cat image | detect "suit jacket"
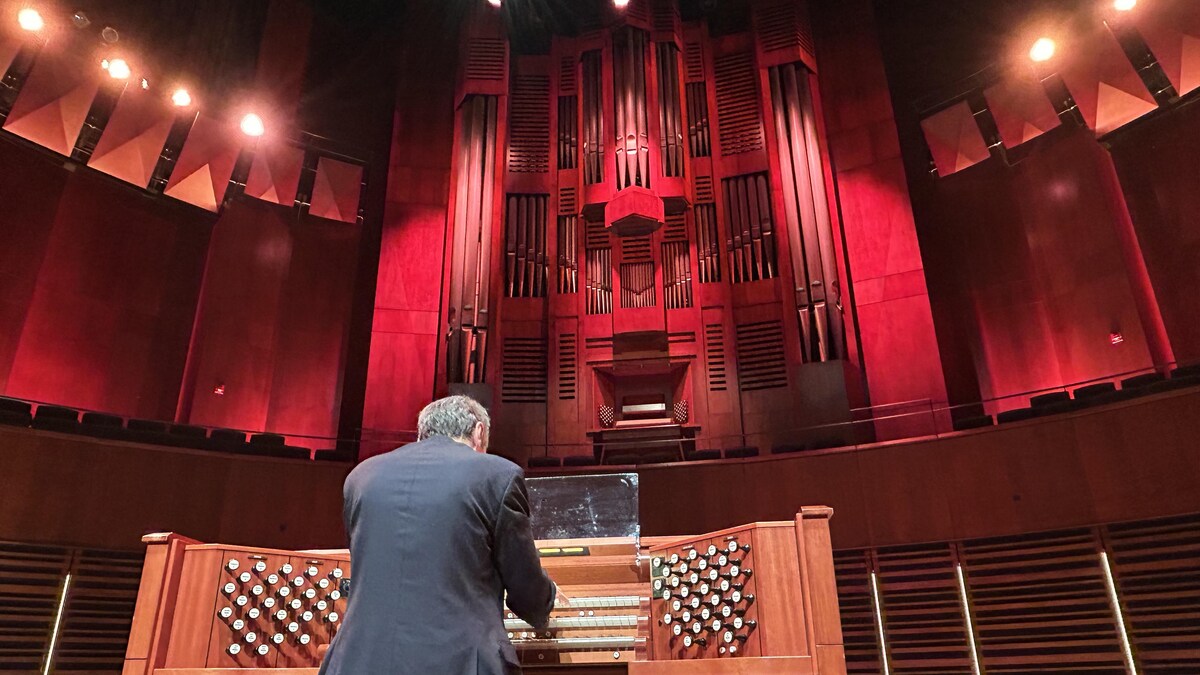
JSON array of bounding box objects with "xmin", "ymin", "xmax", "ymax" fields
[{"xmin": 318, "ymin": 436, "xmax": 556, "ymax": 675}]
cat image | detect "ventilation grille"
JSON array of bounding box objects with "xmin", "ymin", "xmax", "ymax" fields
[
  {"xmin": 585, "ymin": 217, "xmax": 609, "ymax": 249},
  {"xmin": 620, "ymin": 261, "xmax": 656, "ymax": 308},
  {"xmin": 559, "ymin": 55, "xmax": 577, "ymax": 94},
  {"xmin": 586, "ymin": 248, "xmax": 612, "ymax": 315},
  {"xmin": 695, "ymin": 203, "xmax": 721, "ymax": 283},
  {"xmin": 557, "ymin": 333, "xmax": 577, "ymax": 400},
  {"xmin": 657, "ymin": 42, "xmax": 685, "ymax": 178},
  {"xmin": 559, "ymin": 185, "xmax": 577, "ymax": 215},
  {"xmin": 724, "ymin": 173, "xmax": 778, "ymax": 283},
  {"xmin": 833, "ymin": 550, "xmax": 885, "ymax": 674},
  {"xmin": 0, "ymin": 542, "xmax": 71, "ymax": 671},
  {"xmin": 684, "ymin": 41, "xmax": 705, "ymax": 82},
  {"xmin": 557, "ymin": 96, "xmax": 578, "ymax": 170},
  {"xmin": 663, "ymin": 212, "xmax": 687, "ymax": 242},
  {"xmin": 669, "ymin": 331, "xmax": 696, "ymax": 344},
  {"xmin": 622, "ymin": 235, "xmax": 653, "ymax": 263},
  {"xmin": 585, "ymin": 335, "xmax": 614, "ymax": 350},
  {"xmin": 736, "ymin": 320, "xmax": 787, "ymax": 391},
  {"xmin": 874, "ymin": 544, "xmax": 975, "ymax": 674},
  {"xmin": 663, "ymin": 241, "xmax": 692, "ymax": 309},
  {"xmin": 704, "ymin": 323, "xmax": 727, "ymax": 392},
  {"xmin": 961, "ymin": 529, "xmax": 1127, "ymax": 672},
  {"xmin": 753, "ymin": 0, "xmax": 815, "ymax": 59},
  {"xmin": 501, "ymin": 338, "xmax": 548, "ymax": 403},
  {"xmin": 686, "ymin": 82, "xmax": 712, "ymax": 158},
  {"xmin": 55, "ymin": 549, "xmax": 144, "ymax": 671},
  {"xmin": 466, "ymin": 38, "xmax": 507, "ymax": 81},
  {"xmin": 557, "ymin": 215, "xmax": 578, "ymax": 294},
  {"xmin": 713, "ymin": 51, "xmax": 764, "ymax": 155},
  {"xmin": 504, "ymin": 194, "xmax": 549, "ymax": 298},
  {"xmin": 1103, "ymin": 513, "xmax": 1200, "ymax": 672},
  {"xmin": 582, "ymin": 50, "xmax": 605, "ymax": 185},
  {"xmin": 508, "ymin": 76, "xmax": 551, "ymax": 174},
  {"xmin": 652, "ymin": 0, "xmax": 680, "ymax": 33},
  {"xmin": 694, "ymin": 174, "xmax": 714, "ymax": 202}
]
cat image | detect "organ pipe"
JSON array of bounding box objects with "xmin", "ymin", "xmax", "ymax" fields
[{"xmin": 613, "ymin": 28, "xmax": 651, "ymax": 189}]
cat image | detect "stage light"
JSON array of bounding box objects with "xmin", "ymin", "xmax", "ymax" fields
[
  {"xmin": 614, "ymin": 0, "xmax": 630, "ymax": 7},
  {"xmin": 140, "ymin": 78, "xmax": 149, "ymax": 90},
  {"xmin": 1113, "ymin": 0, "xmax": 1136, "ymax": 10},
  {"xmin": 71, "ymin": 11, "xmax": 89, "ymax": 28},
  {"xmin": 487, "ymin": 0, "xmax": 501, "ymax": 6},
  {"xmin": 18, "ymin": 8, "xmax": 44, "ymax": 31},
  {"xmin": 107, "ymin": 58, "xmax": 130, "ymax": 79},
  {"xmin": 171, "ymin": 88, "xmax": 192, "ymax": 107},
  {"xmin": 240, "ymin": 113, "xmax": 265, "ymax": 137},
  {"xmin": 1029, "ymin": 37, "xmax": 1056, "ymax": 62}
]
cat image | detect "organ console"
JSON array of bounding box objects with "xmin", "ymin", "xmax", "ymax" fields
[{"xmin": 121, "ymin": 474, "xmax": 842, "ymax": 674}]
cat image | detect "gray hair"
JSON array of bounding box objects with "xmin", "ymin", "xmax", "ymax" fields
[{"xmin": 417, "ymin": 395, "xmax": 490, "ymax": 441}]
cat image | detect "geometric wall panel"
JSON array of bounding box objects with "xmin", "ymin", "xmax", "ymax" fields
[
  {"xmin": 244, "ymin": 141, "xmax": 303, "ymax": 206},
  {"xmin": 163, "ymin": 115, "xmax": 242, "ymax": 212},
  {"xmin": 920, "ymin": 100, "xmax": 989, "ymax": 176},
  {"xmin": 0, "ymin": 35, "xmax": 21, "ymax": 80},
  {"xmin": 1057, "ymin": 23, "xmax": 1158, "ymax": 136},
  {"xmin": 87, "ymin": 87, "xmax": 174, "ymax": 188},
  {"xmin": 3, "ymin": 51, "xmax": 101, "ymax": 156},
  {"xmin": 983, "ymin": 74, "xmax": 1061, "ymax": 149},
  {"xmin": 1131, "ymin": 0, "xmax": 1200, "ymax": 96},
  {"xmin": 309, "ymin": 156, "xmax": 362, "ymax": 223}
]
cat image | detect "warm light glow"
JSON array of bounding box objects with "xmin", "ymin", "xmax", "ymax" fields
[
  {"xmin": 172, "ymin": 88, "xmax": 192, "ymax": 107},
  {"xmin": 1113, "ymin": 0, "xmax": 1137, "ymax": 11},
  {"xmin": 1029, "ymin": 37, "xmax": 1056, "ymax": 62},
  {"xmin": 240, "ymin": 113, "xmax": 265, "ymax": 137},
  {"xmin": 107, "ymin": 58, "xmax": 131, "ymax": 79},
  {"xmin": 18, "ymin": 8, "xmax": 43, "ymax": 31},
  {"xmin": 487, "ymin": 0, "xmax": 501, "ymax": 6},
  {"xmin": 614, "ymin": 0, "xmax": 630, "ymax": 7}
]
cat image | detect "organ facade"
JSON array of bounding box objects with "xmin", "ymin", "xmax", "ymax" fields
[{"xmin": 439, "ymin": 0, "xmax": 858, "ymax": 462}]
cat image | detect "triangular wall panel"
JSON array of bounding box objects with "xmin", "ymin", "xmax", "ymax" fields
[
  {"xmin": 983, "ymin": 75, "xmax": 1061, "ymax": 149},
  {"xmin": 244, "ymin": 142, "xmax": 303, "ymax": 206},
  {"xmin": 1132, "ymin": 0, "xmax": 1200, "ymax": 96},
  {"xmin": 920, "ymin": 100, "xmax": 990, "ymax": 176},
  {"xmin": 309, "ymin": 156, "xmax": 362, "ymax": 222},
  {"xmin": 87, "ymin": 87, "xmax": 174, "ymax": 188},
  {"xmin": 163, "ymin": 115, "xmax": 241, "ymax": 212},
  {"xmin": 1057, "ymin": 23, "xmax": 1157, "ymax": 136},
  {"xmin": 2, "ymin": 51, "xmax": 102, "ymax": 156}
]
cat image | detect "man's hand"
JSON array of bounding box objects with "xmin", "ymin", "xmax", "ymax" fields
[{"xmin": 554, "ymin": 584, "xmax": 571, "ymax": 608}]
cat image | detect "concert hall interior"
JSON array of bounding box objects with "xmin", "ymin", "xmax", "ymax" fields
[{"xmin": 2, "ymin": 0, "xmax": 1200, "ymax": 672}]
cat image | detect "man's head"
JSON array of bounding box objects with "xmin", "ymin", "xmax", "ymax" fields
[{"xmin": 416, "ymin": 395, "xmax": 490, "ymax": 453}]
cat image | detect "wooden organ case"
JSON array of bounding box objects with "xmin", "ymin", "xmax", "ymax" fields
[{"xmin": 440, "ymin": 0, "xmax": 862, "ymax": 464}]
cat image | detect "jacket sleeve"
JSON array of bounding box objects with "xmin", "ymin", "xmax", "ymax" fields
[{"xmin": 492, "ymin": 470, "xmax": 557, "ymax": 629}]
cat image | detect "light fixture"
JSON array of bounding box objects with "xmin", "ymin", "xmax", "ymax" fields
[
  {"xmin": 101, "ymin": 26, "xmax": 119, "ymax": 43},
  {"xmin": 71, "ymin": 11, "xmax": 90, "ymax": 28},
  {"xmin": 614, "ymin": 0, "xmax": 630, "ymax": 7},
  {"xmin": 140, "ymin": 78, "xmax": 149, "ymax": 90},
  {"xmin": 487, "ymin": 0, "xmax": 501, "ymax": 6},
  {"xmin": 18, "ymin": 8, "xmax": 44, "ymax": 31},
  {"xmin": 1029, "ymin": 37, "xmax": 1056, "ymax": 63},
  {"xmin": 1113, "ymin": 0, "xmax": 1137, "ymax": 11},
  {"xmin": 171, "ymin": 88, "xmax": 192, "ymax": 107},
  {"xmin": 240, "ymin": 113, "xmax": 265, "ymax": 137},
  {"xmin": 107, "ymin": 58, "xmax": 131, "ymax": 79}
]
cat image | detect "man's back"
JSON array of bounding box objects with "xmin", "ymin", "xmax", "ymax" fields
[{"xmin": 318, "ymin": 436, "xmax": 555, "ymax": 675}]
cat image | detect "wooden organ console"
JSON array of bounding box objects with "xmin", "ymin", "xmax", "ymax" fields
[{"xmin": 121, "ymin": 508, "xmax": 844, "ymax": 674}]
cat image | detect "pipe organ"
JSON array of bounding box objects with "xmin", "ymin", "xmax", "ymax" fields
[{"xmin": 442, "ymin": 0, "xmax": 859, "ymax": 462}]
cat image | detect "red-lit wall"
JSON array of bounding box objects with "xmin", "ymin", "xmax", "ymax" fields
[
  {"xmin": 1111, "ymin": 101, "xmax": 1200, "ymax": 364},
  {"xmin": 179, "ymin": 199, "xmax": 361, "ymax": 443},
  {"xmin": 0, "ymin": 138, "xmax": 210, "ymax": 420},
  {"xmin": 359, "ymin": 20, "xmax": 462, "ymax": 455},
  {"xmin": 920, "ymin": 129, "xmax": 1158, "ymax": 410},
  {"xmin": 810, "ymin": 0, "xmax": 949, "ymax": 433}
]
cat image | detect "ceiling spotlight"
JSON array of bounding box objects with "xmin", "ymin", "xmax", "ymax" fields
[
  {"xmin": 101, "ymin": 26, "xmax": 119, "ymax": 43},
  {"xmin": 1113, "ymin": 0, "xmax": 1136, "ymax": 10},
  {"xmin": 71, "ymin": 11, "xmax": 90, "ymax": 28},
  {"xmin": 1029, "ymin": 37, "xmax": 1056, "ymax": 63},
  {"xmin": 614, "ymin": 0, "xmax": 630, "ymax": 7},
  {"xmin": 487, "ymin": 0, "xmax": 501, "ymax": 6},
  {"xmin": 107, "ymin": 58, "xmax": 130, "ymax": 79},
  {"xmin": 240, "ymin": 113, "xmax": 265, "ymax": 137},
  {"xmin": 171, "ymin": 88, "xmax": 192, "ymax": 107},
  {"xmin": 17, "ymin": 8, "xmax": 44, "ymax": 31},
  {"xmin": 140, "ymin": 78, "xmax": 149, "ymax": 90}
]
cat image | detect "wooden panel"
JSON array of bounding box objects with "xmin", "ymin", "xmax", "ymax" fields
[
  {"xmin": 509, "ymin": 75, "xmax": 552, "ymax": 174},
  {"xmin": 0, "ymin": 542, "xmax": 70, "ymax": 671},
  {"xmin": 873, "ymin": 544, "xmax": 972, "ymax": 673},
  {"xmin": 831, "ymin": 550, "xmax": 883, "ymax": 675},
  {"xmin": 501, "ymin": 337, "xmax": 549, "ymax": 403},
  {"xmin": 712, "ymin": 52, "xmax": 765, "ymax": 156},
  {"xmin": 735, "ymin": 320, "xmax": 786, "ymax": 391},
  {"xmin": 53, "ymin": 549, "xmax": 144, "ymax": 672}
]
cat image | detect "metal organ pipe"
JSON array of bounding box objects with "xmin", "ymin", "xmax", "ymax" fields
[
  {"xmin": 582, "ymin": 51, "xmax": 604, "ymax": 185},
  {"xmin": 768, "ymin": 63, "xmax": 844, "ymax": 362},
  {"xmin": 448, "ymin": 95, "xmax": 498, "ymax": 384},
  {"xmin": 657, "ymin": 42, "xmax": 685, "ymax": 178},
  {"xmin": 613, "ymin": 28, "xmax": 651, "ymax": 189}
]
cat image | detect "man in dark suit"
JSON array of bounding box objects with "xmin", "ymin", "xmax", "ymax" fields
[{"xmin": 318, "ymin": 395, "xmax": 559, "ymax": 675}]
